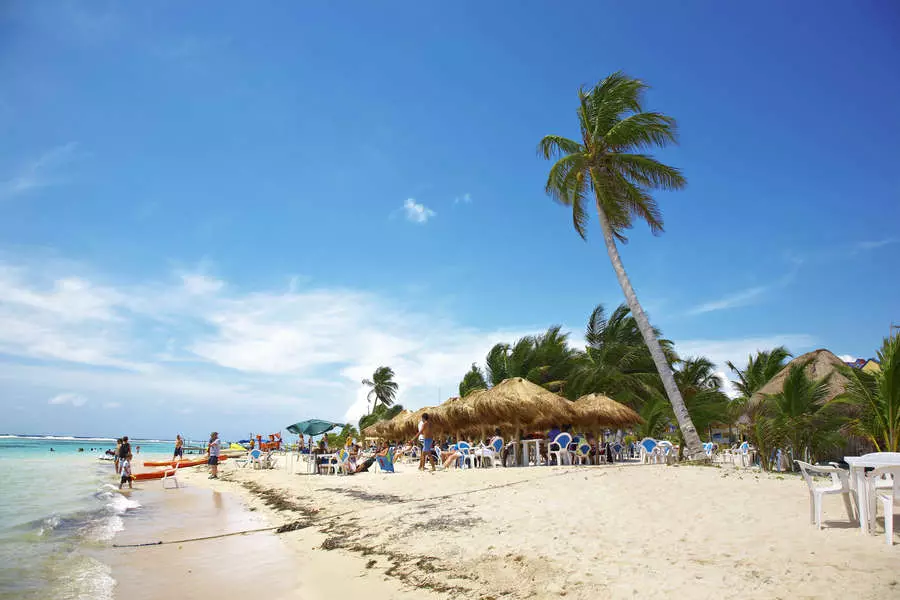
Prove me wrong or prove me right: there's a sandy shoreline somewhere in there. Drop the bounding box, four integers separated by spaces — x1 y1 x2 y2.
111 457 898 599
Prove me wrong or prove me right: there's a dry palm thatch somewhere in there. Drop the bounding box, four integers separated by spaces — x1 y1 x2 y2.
432 394 480 433
473 377 577 431
751 349 851 409
363 410 411 440
392 406 447 439
570 393 644 429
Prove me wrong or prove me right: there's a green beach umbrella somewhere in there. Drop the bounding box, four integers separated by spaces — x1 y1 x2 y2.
286 420 345 436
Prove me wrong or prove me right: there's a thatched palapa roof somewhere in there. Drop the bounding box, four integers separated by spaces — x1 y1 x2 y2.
752 348 851 405
571 393 643 428
472 377 576 429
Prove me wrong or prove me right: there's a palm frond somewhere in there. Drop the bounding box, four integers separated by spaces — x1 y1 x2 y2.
611 153 686 191
604 112 678 150
537 135 582 159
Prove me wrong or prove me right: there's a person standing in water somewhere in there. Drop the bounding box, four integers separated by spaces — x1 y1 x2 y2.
207 432 221 479
173 435 184 460
114 438 124 474
119 453 133 489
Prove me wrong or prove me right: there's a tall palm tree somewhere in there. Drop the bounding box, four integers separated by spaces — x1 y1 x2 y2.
834 334 900 452
361 366 398 414
458 363 488 397
539 72 704 458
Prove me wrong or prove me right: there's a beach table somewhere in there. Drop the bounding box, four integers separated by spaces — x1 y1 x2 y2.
520 439 542 467
844 454 900 534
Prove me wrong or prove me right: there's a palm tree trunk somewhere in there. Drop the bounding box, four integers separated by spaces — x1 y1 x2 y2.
593 203 705 460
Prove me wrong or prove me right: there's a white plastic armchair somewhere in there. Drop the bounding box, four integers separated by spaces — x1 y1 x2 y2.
548 433 573 466
795 460 857 529
866 466 900 545
481 437 505 468
638 438 658 464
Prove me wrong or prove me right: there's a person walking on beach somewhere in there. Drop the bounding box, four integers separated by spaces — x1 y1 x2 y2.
173 435 184 460
119 453 133 489
411 413 436 472
207 432 221 479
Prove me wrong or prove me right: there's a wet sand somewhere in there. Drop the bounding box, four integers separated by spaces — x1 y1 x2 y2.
106 455 899 599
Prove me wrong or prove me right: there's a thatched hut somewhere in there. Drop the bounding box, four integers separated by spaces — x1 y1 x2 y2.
472 377 577 432
752 349 851 405
362 410 411 440
570 393 643 429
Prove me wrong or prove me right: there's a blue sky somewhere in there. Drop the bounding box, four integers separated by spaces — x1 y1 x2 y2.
1 1 898 439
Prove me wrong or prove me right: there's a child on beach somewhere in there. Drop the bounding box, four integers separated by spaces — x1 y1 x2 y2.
119 453 133 489
207 432 221 479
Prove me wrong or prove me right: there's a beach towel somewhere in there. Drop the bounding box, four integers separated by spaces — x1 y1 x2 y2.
376 449 395 473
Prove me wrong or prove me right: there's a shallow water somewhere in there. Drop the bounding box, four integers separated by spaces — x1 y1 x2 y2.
0 437 173 600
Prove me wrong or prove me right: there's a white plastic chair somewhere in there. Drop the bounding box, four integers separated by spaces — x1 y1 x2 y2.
638 438 658 464
795 460 857 529
162 464 180 489
572 437 593 465
734 441 753 467
548 433 573 466
866 466 899 545
481 437 504 468
456 441 477 469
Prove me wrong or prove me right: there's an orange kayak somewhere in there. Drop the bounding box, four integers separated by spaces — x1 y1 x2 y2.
132 469 176 481
142 457 228 468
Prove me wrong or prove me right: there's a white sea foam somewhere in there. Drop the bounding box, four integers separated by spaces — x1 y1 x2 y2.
57 555 116 600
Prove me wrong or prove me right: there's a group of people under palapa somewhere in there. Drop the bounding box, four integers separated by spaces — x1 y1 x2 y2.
298 413 618 475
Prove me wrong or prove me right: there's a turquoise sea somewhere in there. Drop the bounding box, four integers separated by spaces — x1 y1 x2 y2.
0 436 175 600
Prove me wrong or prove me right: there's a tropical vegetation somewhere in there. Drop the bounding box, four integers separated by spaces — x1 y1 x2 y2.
361 366 398 414
538 71 703 458
835 334 900 452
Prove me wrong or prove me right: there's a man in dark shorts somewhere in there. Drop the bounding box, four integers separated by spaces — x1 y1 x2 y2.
411 413 436 472
207 432 221 479
173 434 184 460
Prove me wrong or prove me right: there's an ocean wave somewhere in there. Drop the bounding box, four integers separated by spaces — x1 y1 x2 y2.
56 555 116 600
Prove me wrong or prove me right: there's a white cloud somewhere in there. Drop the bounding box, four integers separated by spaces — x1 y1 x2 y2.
838 354 856 363
454 193 472 205
687 285 769 315
0 143 79 199
688 265 800 316
103 402 121 409
403 198 435 223
49 393 87 407
181 273 224 295
0 256 532 434
854 238 897 252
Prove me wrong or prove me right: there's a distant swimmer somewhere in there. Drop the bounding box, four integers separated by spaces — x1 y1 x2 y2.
49 448 55 452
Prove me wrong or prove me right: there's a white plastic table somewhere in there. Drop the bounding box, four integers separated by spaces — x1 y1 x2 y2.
844 454 900 533
520 439 542 466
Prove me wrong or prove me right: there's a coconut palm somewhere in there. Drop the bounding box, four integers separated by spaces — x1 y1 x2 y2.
459 363 488 397
539 72 703 458
764 360 843 468
671 357 730 459
567 303 670 405
361 366 399 414
726 346 792 399
834 334 900 452
482 327 577 393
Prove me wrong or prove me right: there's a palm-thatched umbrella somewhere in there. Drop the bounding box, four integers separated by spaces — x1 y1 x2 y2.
363 410 410 440
751 349 851 407
473 377 577 433
432 394 480 434
571 393 643 429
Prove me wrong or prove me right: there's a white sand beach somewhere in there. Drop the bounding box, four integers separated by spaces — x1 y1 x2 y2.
122 460 900 600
